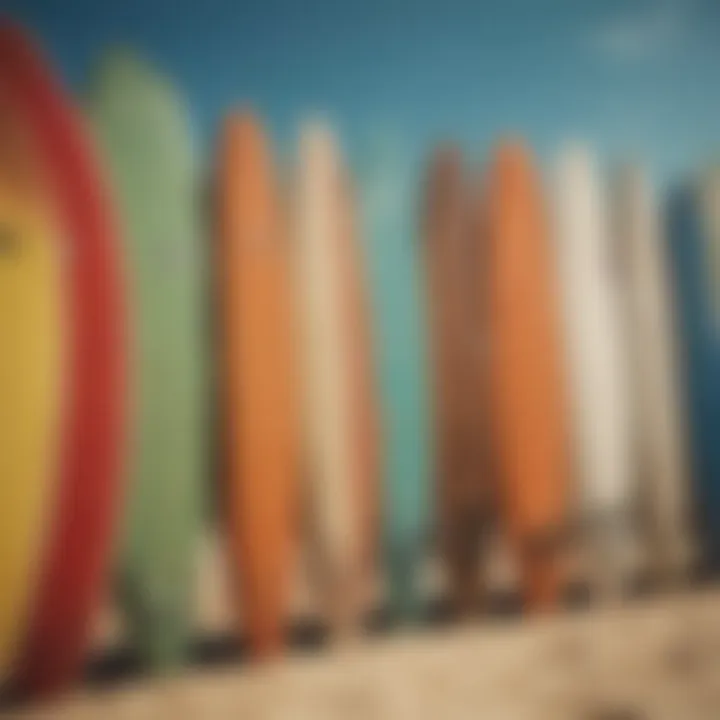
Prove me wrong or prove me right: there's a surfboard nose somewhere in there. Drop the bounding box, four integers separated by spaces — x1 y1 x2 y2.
490 140 534 181
220 113 277 243
223 112 277 189
423 146 465 234
486 140 546 229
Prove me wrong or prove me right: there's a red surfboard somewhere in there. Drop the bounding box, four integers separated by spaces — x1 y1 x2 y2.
0 24 127 696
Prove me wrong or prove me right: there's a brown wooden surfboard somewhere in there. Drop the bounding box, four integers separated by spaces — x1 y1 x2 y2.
217 113 299 657
422 146 493 615
485 141 569 611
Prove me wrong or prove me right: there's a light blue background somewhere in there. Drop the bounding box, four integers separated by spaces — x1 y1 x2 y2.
4 0 720 182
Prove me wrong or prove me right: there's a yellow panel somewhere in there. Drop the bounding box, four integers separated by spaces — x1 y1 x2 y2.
0 109 65 683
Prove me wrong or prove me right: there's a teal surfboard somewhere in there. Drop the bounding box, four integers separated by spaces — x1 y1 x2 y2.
88 51 207 669
357 140 432 620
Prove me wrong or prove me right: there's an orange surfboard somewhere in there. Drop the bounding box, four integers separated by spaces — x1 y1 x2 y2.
217 113 298 657
422 147 492 614
485 142 569 611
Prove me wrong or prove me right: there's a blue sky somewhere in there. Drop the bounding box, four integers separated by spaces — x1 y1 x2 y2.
4 0 720 183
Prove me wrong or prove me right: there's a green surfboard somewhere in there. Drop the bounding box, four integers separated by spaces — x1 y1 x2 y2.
88 50 207 670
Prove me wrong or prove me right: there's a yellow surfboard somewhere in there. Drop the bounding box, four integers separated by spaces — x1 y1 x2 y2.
0 104 64 686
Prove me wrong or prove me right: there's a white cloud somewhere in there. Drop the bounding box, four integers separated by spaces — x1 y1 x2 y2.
590 0 693 63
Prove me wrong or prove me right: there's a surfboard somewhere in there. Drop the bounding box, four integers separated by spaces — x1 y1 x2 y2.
217 113 298 657
700 171 720 322
667 176 720 570
698 169 720 571
0 23 128 696
294 124 378 638
552 144 635 599
0 97 65 688
422 147 491 615
88 50 207 670
338 172 381 608
358 139 432 621
613 165 694 584
486 141 569 611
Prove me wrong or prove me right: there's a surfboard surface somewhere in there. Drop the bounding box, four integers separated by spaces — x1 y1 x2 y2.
698 170 720 567
294 124 378 637
486 141 568 611
552 145 634 598
667 176 720 570
88 50 207 670
0 24 128 696
218 114 298 657
0 98 64 688
422 147 491 615
358 141 432 620
339 169 380 609
613 166 694 583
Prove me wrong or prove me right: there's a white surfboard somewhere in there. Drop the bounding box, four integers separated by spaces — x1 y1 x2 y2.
294 123 366 638
552 144 636 599
614 165 695 583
